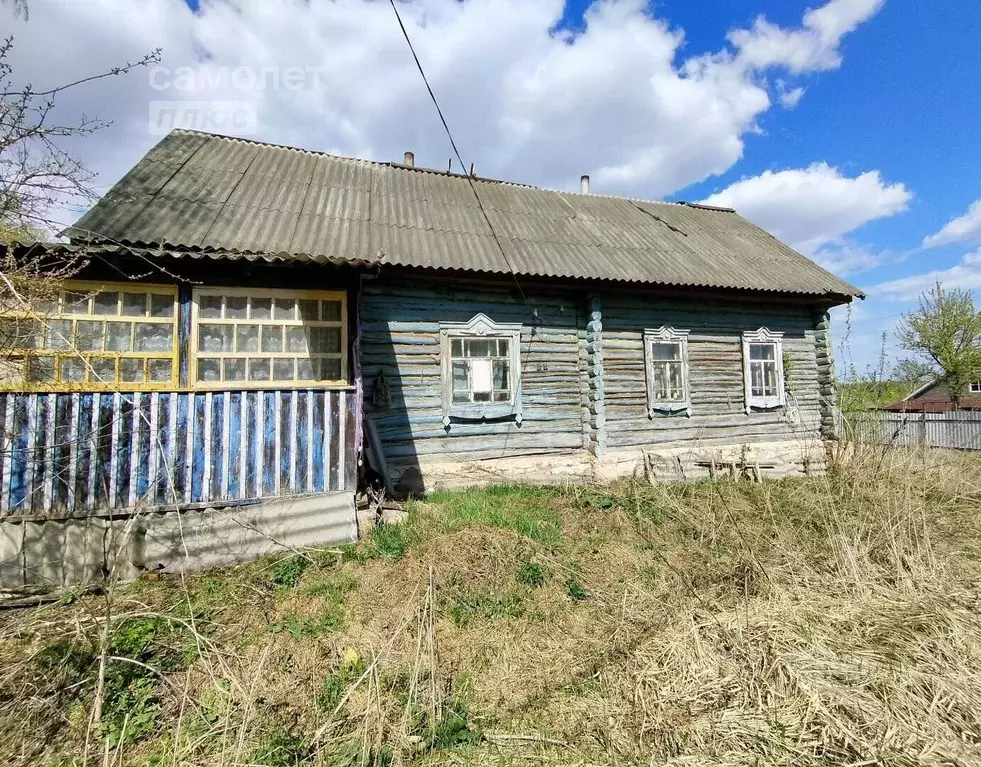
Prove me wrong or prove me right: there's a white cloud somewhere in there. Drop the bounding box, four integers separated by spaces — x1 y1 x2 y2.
699 163 912 267
872 248 981 301
776 81 806 108
729 0 885 73
922 199 981 249
2 0 885 231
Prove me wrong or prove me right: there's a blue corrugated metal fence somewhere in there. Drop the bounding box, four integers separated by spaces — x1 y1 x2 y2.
0 389 357 517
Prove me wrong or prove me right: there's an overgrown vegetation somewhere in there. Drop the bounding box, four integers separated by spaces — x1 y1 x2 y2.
3 448 981 765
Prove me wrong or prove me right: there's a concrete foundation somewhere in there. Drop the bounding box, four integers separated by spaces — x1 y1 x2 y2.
0 492 357 593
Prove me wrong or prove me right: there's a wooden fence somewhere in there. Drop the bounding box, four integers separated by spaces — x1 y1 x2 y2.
847 411 981 451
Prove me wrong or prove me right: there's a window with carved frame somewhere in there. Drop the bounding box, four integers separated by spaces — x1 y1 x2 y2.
643 326 691 417
742 327 785 412
440 314 522 425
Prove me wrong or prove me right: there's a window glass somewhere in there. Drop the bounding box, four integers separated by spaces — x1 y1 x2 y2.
192 289 347 386
745 337 782 405
648 341 686 403
447 336 512 404
0 283 178 389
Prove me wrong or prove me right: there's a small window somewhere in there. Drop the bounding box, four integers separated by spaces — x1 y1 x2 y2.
970 381 981 394
190 287 346 387
643 327 690 416
440 314 522 425
0 281 178 390
742 328 785 412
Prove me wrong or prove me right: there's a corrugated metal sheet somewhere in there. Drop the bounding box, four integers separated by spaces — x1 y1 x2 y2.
0 389 357 517
70 130 863 298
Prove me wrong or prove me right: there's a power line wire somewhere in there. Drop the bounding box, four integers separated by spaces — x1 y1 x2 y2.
387 0 526 300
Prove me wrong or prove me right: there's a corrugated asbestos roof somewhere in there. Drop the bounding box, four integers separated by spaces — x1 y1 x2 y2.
70 130 863 299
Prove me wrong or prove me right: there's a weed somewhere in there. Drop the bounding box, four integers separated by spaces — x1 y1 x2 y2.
269 607 343 638
516 560 548 587
427 486 564 546
272 556 309 589
447 586 526 626
316 652 366 713
565 576 588 601
344 522 410 563
251 729 311 767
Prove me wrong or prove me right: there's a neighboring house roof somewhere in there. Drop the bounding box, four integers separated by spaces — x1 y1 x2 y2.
69 130 863 300
882 379 981 412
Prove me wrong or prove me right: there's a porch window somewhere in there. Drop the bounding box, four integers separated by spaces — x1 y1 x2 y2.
643 326 690 416
742 327 785 412
440 313 522 425
190 288 346 387
971 381 981 394
0 281 178 389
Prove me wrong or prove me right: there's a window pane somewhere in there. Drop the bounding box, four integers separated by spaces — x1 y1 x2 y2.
298 299 319 321
452 360 468 394
224 359 246 381
135 323 174 352
273 298 296 320
652 363 668 399
63 291 89 314
261 325 284 353
93 292 119 315
668 362 684 398
197 359 221 383
76 320 105 351
106 323 132 352
199 295 223 319
322 300 342 322
652 342 680 361
497 339 511 356
199 324 232 353
320 358 341 381
286 326 308 353
310 327 341 354
60 358 85 383
250 297 272 320
120 358 144 383
296 358 315 380
750 343 775 360
2 318 38 349
45 319 72 350
35 297 57 315
466 339 493 358
763 362 777 395
273 358 294 381
149 294 175 318
249 358 271 381
471 358 494 393
225 296 248 319
236 325 259 352
148 359 172 382
27 357 55 383
121 293 147 317
493 359 509 392
89 358 115 383
750 363 763 397
451 339 463 357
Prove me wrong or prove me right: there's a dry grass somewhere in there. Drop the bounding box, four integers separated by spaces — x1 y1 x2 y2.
1 445 981 766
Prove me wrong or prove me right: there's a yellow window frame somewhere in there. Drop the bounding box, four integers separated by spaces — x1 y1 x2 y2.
189 286 348 389
0 280 180 392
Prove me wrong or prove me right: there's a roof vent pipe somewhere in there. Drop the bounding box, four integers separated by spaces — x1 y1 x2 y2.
580 174 590 194
403 151 414 167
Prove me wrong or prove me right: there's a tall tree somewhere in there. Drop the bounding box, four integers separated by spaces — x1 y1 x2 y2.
897 282 981 404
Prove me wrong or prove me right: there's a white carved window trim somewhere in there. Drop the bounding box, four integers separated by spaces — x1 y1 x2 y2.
643 326 691 417
742 327 785 413
440 313 522 426
970 380 981 394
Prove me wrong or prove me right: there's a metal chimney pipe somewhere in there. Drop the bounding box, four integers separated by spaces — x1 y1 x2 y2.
580 174 590 194
403 151 414 167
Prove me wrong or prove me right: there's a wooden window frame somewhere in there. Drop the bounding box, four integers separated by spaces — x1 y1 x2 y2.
970 381 981 394
741 327 785 413
0 280 179 392
189 286 348 389
440 313 522 426
643 326 691 417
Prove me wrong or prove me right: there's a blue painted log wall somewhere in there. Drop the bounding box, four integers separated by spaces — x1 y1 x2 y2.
0 388 357 517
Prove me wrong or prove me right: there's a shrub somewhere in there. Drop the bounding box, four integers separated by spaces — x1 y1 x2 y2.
516 561 548 587
272 556 309 589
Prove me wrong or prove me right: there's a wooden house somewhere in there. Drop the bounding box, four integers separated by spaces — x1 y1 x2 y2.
0 130 862 587
882 379 981 413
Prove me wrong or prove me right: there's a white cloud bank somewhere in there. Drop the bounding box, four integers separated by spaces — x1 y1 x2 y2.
700 162 912 274
873 248 981 301
3 0 885 226
922 199 981 249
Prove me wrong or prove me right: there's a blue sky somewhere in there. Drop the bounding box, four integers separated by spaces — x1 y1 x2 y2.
10 0 981 377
